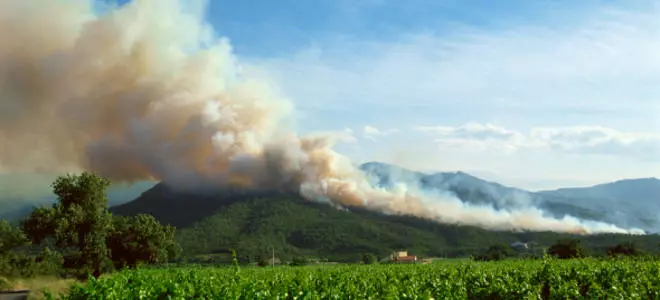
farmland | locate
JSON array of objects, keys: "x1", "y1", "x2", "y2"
[{"x1": 53, "y1": 258, "x2": 660, "y2": 299}]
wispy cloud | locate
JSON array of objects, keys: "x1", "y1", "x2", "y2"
[
  {"x1": 531, "y1": 126, "x2": 660, "y2": 161},
  {"x1": 320, "y1": 127, "x2": 358, "y2": 144},
  {"x1": 414, "y1": 123, "x2": 528, "y2": 154},
  {"x1": 363, "y1": 125, "x2": 399, "y2": 141},
  {"x1": 414, "y1": 123, "x2": 660, "y2": 161},
  {"x1": 240, "y1": 2, "x2": 660, "y2": 186},
  {"x1": 252, "y1": 5, "x2": 660, "y2": 130}
]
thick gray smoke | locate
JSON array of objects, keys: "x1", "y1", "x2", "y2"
[{"x1": 0, "y1": 0, "x2": 644, "y2": 235}]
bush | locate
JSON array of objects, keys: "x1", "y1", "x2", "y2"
[
  {"x1": 362, "y1": 254, "x2": 378, "y2": 264},
  {"x1": 607, "y1": 242, "x2": 641, "y2": 257},
  {"x1": 290, "y1": 257, "x2": 311, "y2": 266},
  {"x1": 474, "y1": 244, "x2": 511, "y2": 261},
  {"x1": 0, "y1": 247, "x2": 64, "y2": 278},
  {"x1": 0, "y1": 277, "x2": 9, "y2": 291},
  {"x1": 548, "y1": 239, "x2": 585, "y2": 259}
]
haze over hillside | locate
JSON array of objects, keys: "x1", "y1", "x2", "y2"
[
  {"x1": 109, "y1": 177, "x2": 660, "y2": 260},
  {"x1": 4, "y1": 162, "x2": 658, "y2": 235},
  {"x1": 0, "y1": 0, "x2": 656, "y2": 236},
  {"x1": 360, "y1": 162, "x2": 660, "y2": 233}
]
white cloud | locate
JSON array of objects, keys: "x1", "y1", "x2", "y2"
[
  {"x1": 313, "y1": 127, "x2": 358, "y2": 144},
  {"x1": 414, "y1": 123, "x2": 527, "y2": 154},
  {"x1": 252, "y1": 5, "x2": 660, "y2": 130},
  {"x1": 245, "y1": 4, "x2": 660, "y2": 184},
  {"x1": 363, "y1": 125, "x2": 399, "y2": 141},
  {"x1": 364, "y1": 125, "x2": 381, "y2": 135},
  {"x1": 415, "y1": 123, "x2": 660, "y2": 161},
  {"x1": 531, "y1": 126, "x2": 660, "y2": 161}
]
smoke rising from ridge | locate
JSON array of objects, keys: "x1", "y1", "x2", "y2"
[{"x1": 0, "y1": 0, "x2": 644, "y2": 235}]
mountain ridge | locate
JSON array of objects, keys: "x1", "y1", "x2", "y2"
[
  {"x1": 359, "y1": 162, "x2": 659, "y2": 232},
  {"x1": 110, "y1": 178, "x2": 660, "y2": 260},
  {"x1": 3, "y1": 162, "x2": 658, "y2": 233}
]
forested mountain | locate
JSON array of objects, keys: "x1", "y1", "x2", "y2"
[
  {"x1": 111, "y1": 181, "x2": 660, "y2": 261},
  {"x1": 5, "y1": 161, "x2": 659, "y2": 261}
]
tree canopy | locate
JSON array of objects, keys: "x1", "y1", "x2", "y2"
[
  {"x1": 548, "y1": 239, "x2": 585, "y2": 259},
  {"x1": 607, "y1": 242, "x2": 641, "y2": 257},
  {"x1": 11, "y1": 172, "x2": 179, "y2": 278},
  {"x1": 474, "y1": 244, "x2": 513, "y2": 261},
  {"x1": 107, "y1": 214, "x2": 179, "y2": 269},
  {"x1": 0, "y1": 220, "x2": 28, "y2": 255}
]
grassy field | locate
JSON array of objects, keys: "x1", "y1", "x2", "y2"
[
  {"x1": 36, "y1": 257, "x2": 660, "y2": 299},
  {"x1": 1, "y1": 276, "x2": 75, "y2": 300}
]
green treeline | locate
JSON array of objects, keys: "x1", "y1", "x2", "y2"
[
  {"x1": 2, "y1": 172, "x2": 659, "y2": 281},
  {"x1": 1, "y1": 172, "x2": 178, "y2": 279},
  {"x1": 166, "y1": 192, "x2": 660, "y2": 264}
]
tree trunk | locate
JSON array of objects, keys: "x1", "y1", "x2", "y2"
[{"x1": 92, "y1": 260, "x2": 101, "y2": 278}]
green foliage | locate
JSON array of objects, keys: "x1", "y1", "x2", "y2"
[
  {"x1": 0, "y1": 247, "x2": 64, "y2": 278},
  {"x1": 36, "y1": 247, "x2": 65, "y2": 275},
  {"x1": 289, "y1": 256, "x2": 311, "y2": 266},
  {"x1": 113, "y1": 185, "x2": 660, "y2": 261},
  {"x1": 474, "y1": 244, "x2": 512, "y2": 261},
  {"x1": 362, "y1": 253, "x2": 378, "y2": 264},
  {"x1": 107, "y1": 214, "x2": 179, "y2": 269},
  {"x1": 548, "y1": 239, "x2": 585, "y2": 259},
  {"x1": 21, "y1": 172, "x2": 113, "y2": 278},
  {"x1": 0, "y1": 220, "x2": 28, "y2": 255},
  {"x1": 13, "y1": 172, "x2": 180, "y2": 279},
  {"x1": 57, "y1": 258, "x2": 660, "y2": 299},
  {"x1": 0, "y1": 220, "x2": 60, "y2": 278},
  {"x1": 0, "y1": 277, "x2": 8, "y2": 291},
  {"x1": 607, "y1": 242, "x2": 641, "y2": 257}
]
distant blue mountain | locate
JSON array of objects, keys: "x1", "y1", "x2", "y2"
[
  {"x1": 359, "y1": 162, "x2": 660, "y2": 233},
  {"x1": 537, "y1": 178, "x2": 660, "y2": 232},
  {"x1": 360, "y1": 162, "x2": 540, "y2": 210}
]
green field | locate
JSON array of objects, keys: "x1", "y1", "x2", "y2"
[{"x1": 50, "y1": 258, "x2": 660, "y2": 300}]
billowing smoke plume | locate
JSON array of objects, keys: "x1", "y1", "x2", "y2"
[{"x1": 0, "y1": 0, "x2": 644, "y2": 235}]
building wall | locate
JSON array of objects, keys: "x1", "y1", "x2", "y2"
[{"x1": 395, "y1": 251, "x2": 408, "y2": 258}]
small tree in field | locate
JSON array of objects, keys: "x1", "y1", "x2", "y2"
[
  {"x1": 362, "y1": 253, "x2": 378, "y2": 264},
  {"x1": 548, "y1": 239, "x2": 585, "y2": 259},
  {"x1": 22, "y1": 172, "x2": 113, "y2": 278},
  {"x1": 474, "y1": 244, "x2": 512, "y2": 261},
  {"x1": 607, "y1": 242, "x2": 641, "y2": 257}
]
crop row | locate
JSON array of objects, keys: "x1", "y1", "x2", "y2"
[{"x1": 53, "y1": 258, "x2": 660, "y2": 299}]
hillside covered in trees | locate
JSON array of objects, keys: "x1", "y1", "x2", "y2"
[{"x1": 111, "y1": 182, "x2": 660, "y2": 262}]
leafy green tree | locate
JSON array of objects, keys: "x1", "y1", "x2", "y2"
[
  {"x1": 290, "y1": 256, "x2": 310, "y2": 266},
  {"x1": 362, "y1": 253, "x2": 378, "y2": 264},
  {"x1": 107, "y1": 214, "x2": 179, "y2": 269},
  {"x1": 21, "y1": 172, "x2": 113, "y2": 278},
  {"x1": 0, "y1": 220, "x2": 28, "y2": 255},
  {"x1": 607, "y1": 242, "x2": 640, "y2": 257},
  {"x1": 0, "y1": 220, "x2": 65, "y2": 277},
  {"x1": 475, "y1": 244, "x2": 511, "y2": 261},
  {"x1": 0, "y1": 220, "x2": 29, "y2": 276},
  {"x1": 548, "y1": 239, "x2": 585, "y2": 259}
]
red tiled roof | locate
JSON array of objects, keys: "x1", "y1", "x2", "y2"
[{"x1": 394, "y1": 256, "x2": 417, "y2": 261}]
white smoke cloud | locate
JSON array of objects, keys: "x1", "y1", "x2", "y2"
[{"x1": 0, "y1": 0, "x2": 644, "y2": 235}]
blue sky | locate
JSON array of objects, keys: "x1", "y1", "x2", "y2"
[{"x1": 99, "y1": 0, "x2": 660, "y2": 190}]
